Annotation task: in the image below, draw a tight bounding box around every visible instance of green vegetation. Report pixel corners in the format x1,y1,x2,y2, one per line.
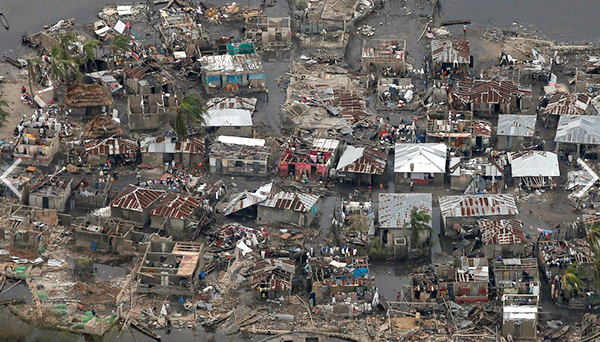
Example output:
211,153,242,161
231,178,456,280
403,208,433,251
0,100,11,127
561,262,586,294
173,94,208,137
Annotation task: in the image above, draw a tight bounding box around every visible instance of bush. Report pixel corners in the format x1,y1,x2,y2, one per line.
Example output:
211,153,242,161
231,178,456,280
368,240,389,260
297,0,307,10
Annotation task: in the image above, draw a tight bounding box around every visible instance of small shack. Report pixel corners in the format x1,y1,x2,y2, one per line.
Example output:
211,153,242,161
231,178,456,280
278,138,340,181
361,39,406,76
431,40,470,72
257,190,319,227
555,115,600,157
110,185,164,224
149,193,202,233
509,151,559,188
336,145,387,185
29,176,73,211
496,114,536,150
205,97,257,137
85,137,139,164
480,219,527,259
64,83,113,117
14,128,60,166
209,136,270,176
251,258,295,299
394,143,447,185
140,137,205,168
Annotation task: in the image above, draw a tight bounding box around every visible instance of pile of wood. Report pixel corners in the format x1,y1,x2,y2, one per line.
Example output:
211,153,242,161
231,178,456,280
84,115,124,139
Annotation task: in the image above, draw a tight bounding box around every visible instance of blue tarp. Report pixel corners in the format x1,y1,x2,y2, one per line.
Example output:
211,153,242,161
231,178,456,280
353,268,368,278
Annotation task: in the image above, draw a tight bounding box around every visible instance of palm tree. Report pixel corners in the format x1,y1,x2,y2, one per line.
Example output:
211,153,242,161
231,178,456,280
172,94,208,137
589,221,600,251
403,208,433,251
79,39,100,72
112,34,131,66
0,100,11,126
562,262,586,295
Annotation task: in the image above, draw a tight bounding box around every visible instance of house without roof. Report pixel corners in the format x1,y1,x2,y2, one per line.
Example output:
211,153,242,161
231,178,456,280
496,114,537,150
110,185,164,224
257,190,319,227
251,258,295,299
279,138,340,181
28,176,73,211
336,145,387,185
13,128,60,166
394,143,447,186
454,80,531,114
84,137,140,164
431,40,471,72
479,219,527,258
209,136,271,176
543,91,592,117
140,137,205,168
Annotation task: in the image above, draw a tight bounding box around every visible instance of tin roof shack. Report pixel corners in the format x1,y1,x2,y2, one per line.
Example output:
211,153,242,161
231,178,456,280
110,185,164,224
0,205,59,248
501,293,539,339
257,190,319,227
159,9,207,57
336,145,387,186
123,64,176,96
537,239,596,308
244,16,291,50
376,78,414,110
140,137,205,168
543,91,592,120
575,56,600,92
361,39,406,76
29,177,72,211
205,97,257,137
85,137,139,164
73,216,147,253
14,128,60,166
199,43,266,94
136,240,203,296
439,194,519,238
149,193,201,233
480,219,527,259
64,83,113,117
209,136,270,176
222,182,272,217
394,143,447,186
472,119,492,149
307,257,374,307
554,115,600,157
378,193,432,258
425,110,472,148
436,257,489,303
431,40,471,73
251,258,295,299
496,114,536,150
454,80,532,114
449,157,504,192
509,151,559,189
493,258,540,297
279,138,340,181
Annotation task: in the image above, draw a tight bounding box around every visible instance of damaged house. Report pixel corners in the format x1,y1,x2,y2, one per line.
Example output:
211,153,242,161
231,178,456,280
29,176,73,211
110,185,164,224
554,115,600,157
140,137,205,168
0,205,59,248
425,110,473,147
64,83,113,117
84,137,140,164
223,182,272,216
209,136,270,176
361,39,406,76
439,194,519,237
205,97,257,137
501,292,539,340
479,219,528,259
136,239,203,296
257,190,319,227
449,157,504,192
251,258,295,299
454,80,532,114
575,56,600,93
149,193,203,234
394,143,447,186
123,64,176,95
543,91,592,118
509,151,559,188
73,216,148,253
472,119,492,149
279,138,340,181
244,15,292,49
376,77,413,110
496,114,536,150
493,258,540,297
431,40,471,72
14,128,60,166
435,257,489,303
159,9,208,57
336,145,387,185
378,193,433,258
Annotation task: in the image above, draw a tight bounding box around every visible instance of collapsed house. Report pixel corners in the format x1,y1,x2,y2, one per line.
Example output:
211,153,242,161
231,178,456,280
425,110,473,148
244,15,292,50
378,193,432,256
209,136,270,176
454,80,532,114
496,114,536,150
29,176,73,211
493,258,540,297
0,204,59,248
73,216,148,253
251,258,295,299
149,193,203,233
123,64,177,95
278,138,340,181
83,115,125,140
222,182,272,216
394,143,447,185
575,56,600,93
448,157,504,192
140,137,205,168
199,43,266,93
479,219,527,258
439,194,519,237
554,115,600,157
85,137,140,164
543,91,592,117
509,151,559,188
361,39,406,76
136,239,203,296
435,257,489,303
159,8,208,57
376,77,414,109
14,128,60,166
472,119,492,149
65,83,113,117
205,97,257,137
335,145,387,185
257,190,319,227
431,40,471,72
110,185,164,224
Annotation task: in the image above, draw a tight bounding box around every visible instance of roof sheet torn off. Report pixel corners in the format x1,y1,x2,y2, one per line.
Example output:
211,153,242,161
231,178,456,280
439,194,518,218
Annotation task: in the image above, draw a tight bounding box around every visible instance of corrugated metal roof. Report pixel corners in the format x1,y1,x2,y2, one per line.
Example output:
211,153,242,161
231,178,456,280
200,53,264,72
206,97,257,112
544,92,592,116
479,219,526,245
497,114,536,137
206,109,253,127
555,115,600,144
260,190,319,213
472,120,492,137
439,194,518,218
149,193,201,219
251,258,295,291
223,182,272,216
394,143,447,174
85,137,139,156
431,40,470,64
454,80,531,104
510,151,559,177
312,139,340,153
336,146,387,175
378,193,432,228
140,137,205,154
124,65,151,79
110,185,164,212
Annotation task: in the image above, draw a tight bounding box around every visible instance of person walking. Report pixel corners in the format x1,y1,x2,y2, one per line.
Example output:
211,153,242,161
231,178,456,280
265,87,269,104
463,24,467,37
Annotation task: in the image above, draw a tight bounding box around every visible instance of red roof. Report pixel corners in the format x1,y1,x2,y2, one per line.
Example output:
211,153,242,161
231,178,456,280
111,185,164,212
455,80,531,105
150,193,201,219
85,137,139,156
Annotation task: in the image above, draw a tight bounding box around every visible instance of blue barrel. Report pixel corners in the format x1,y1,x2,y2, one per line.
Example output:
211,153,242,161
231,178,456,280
92,242,97,251
200,271,206,279
420,134,426,143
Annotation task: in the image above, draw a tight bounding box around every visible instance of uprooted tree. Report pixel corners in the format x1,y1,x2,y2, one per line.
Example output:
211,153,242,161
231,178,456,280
172,94,208,137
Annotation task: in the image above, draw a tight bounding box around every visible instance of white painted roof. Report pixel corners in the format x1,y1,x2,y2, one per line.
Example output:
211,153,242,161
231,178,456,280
378,193,432,228
510,151,560,177
555,115,600,144
206,109,253,127
497,114,536,137
394,143,447,174
216,135,265,146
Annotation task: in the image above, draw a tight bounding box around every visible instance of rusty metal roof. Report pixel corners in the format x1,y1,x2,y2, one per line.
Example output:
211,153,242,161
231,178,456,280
378,193,432,229
544,91,592,116
479,219,526,245
336,146,387,175
251,258,295,291
454,80,530,105
110,185,164,212
150,193,201,219
472,120,492,137
431,40,470,64
140,137,205,154
260,190,319,213
124,65,151,79
85,137,139,156
439,194,518,218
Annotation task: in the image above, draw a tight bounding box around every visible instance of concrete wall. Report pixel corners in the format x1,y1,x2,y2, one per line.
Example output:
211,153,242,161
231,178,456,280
29,185,72,211
142,152,203,168
257,205,313,227
111,206,150,224
450,175,472,191
395,173,444,186
483,243,526,259
502,319,536,339
215,126,253,138
497,136,528,151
